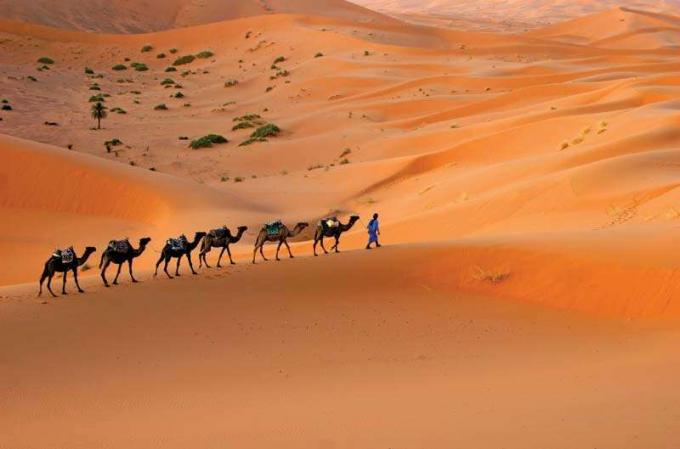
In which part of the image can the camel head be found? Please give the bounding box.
[237,225,248,232]
[139,237,152,246]
[296,222,309,230]
[194,231,207,240]
[349,215,360,222]
[84,246,97,254]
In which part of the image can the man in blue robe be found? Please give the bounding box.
[366,213,381,249]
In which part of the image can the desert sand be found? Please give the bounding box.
[1,0,680,447]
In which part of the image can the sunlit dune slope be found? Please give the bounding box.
[0,0,389,33]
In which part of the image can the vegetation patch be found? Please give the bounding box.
[37,57,54,65]
[239,123,280,146]
[130,62,148,72]
[112,64,127,71]
[105,138,123,147]
[161,78,175,86]
[196,50,214,59]
[89,94,105,102]
[84,67,95,75]
[189,134,228,149]
[154,104,169,111]
[165,67,177,72]
[224,79,239,87]
[173,55,196,66]
[141,45,153,53]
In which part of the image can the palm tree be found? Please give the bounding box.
[91,101,107,130]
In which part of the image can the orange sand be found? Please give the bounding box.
[2,1,680,447]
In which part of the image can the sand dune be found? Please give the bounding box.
[3,3,680,447]
[0,0,389,33]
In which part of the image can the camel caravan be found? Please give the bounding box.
[38,214,376,298]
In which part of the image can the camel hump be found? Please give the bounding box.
[264,220,283,235]
[167,236,188,251]
[321,217,340,229]
[53,247,75,264]
[108,239,131,253]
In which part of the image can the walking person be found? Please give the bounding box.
[366,213,381,249]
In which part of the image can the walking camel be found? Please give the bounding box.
[38,246,97,297]
[199,225,248,268]
[313,215,360,256]
[154,232,206,279]
[252,222,309,263]
[99,237,151,287]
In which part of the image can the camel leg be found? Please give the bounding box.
[319,236,329,255]
[313,237,319,256]
[61,271,68,295]
[163,255,173,279]
[101,259,111,287]
[199,246,209,268]
[154,253,164,276]
[226,244,236,265]
[73,268,84,293]
[260,244,268,262]
[187,253,197,275]
[46,273,57,297]
[216,247,226,268]
[252,247,258,264]
[38,267,49,297]
[276,241,283,261]
[332,236,341,253]
[128,259,138,283]
[112,263,123,285]
[175,255,182,276]
[284,240,294,259]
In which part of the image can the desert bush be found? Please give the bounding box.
[339,148,351,158]
[172,91,185,98]
[169,48,178,54]
[234,176,244,183]
[157,53,166,59]
[473,266,510,284]
[165,67,177,72]
[189,134,228,149]
[112,64,127,71]
[314,52,324,58]
[265,86,274,93]
[339,158,350,165]
[141,44,153,53]
[161,78,175,85]
[233,113,261,122]
[173,55,196,66]
[27,76,37,82]
[89,94,105,102]
[105,138,123,147]
[273,56,286,65]
[178,136,189,140]
[224,79,239,87]
[232,121,254,131]
[196,50,214,59]
[37,57,54,64]
[239,123,280,146]
[2,104,12,111]
[84,67,95,74]
[154,103,168,110]
[131,62,148,72]
[89,85,101,91]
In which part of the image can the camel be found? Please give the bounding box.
[154,232,206,279]
[99,237,151,287]
[252,221,309,263]
[199,225,248,268]
[313,215,360,256]
[38,246,97,297]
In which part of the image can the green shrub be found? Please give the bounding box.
[233,113,261,122]
[172,91,185,98]
[273,56,285,65]
[130,62,148,72]
[161,78,175,85]
[2,104,12,111]
[189,134,228,149]
[84,67,95,74]
[165,67,177,72]
[169,48,178,54]
[196,50,214,59]
[154,104,168,110]
[112,64,127,71]
[110,107,127,114]
[239,123,280,146]
[173,55,195,66]
[37,57,54,64]
[105,138,123,146]
[89,85,101,91]
[157,53,166,59]
[27,76,37,82]
[314,52,324,58]
[234,176,244,183]
[225,79,239,87]
[89,94,105,102]
[141,45,153,53]
[232,121,254,131]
